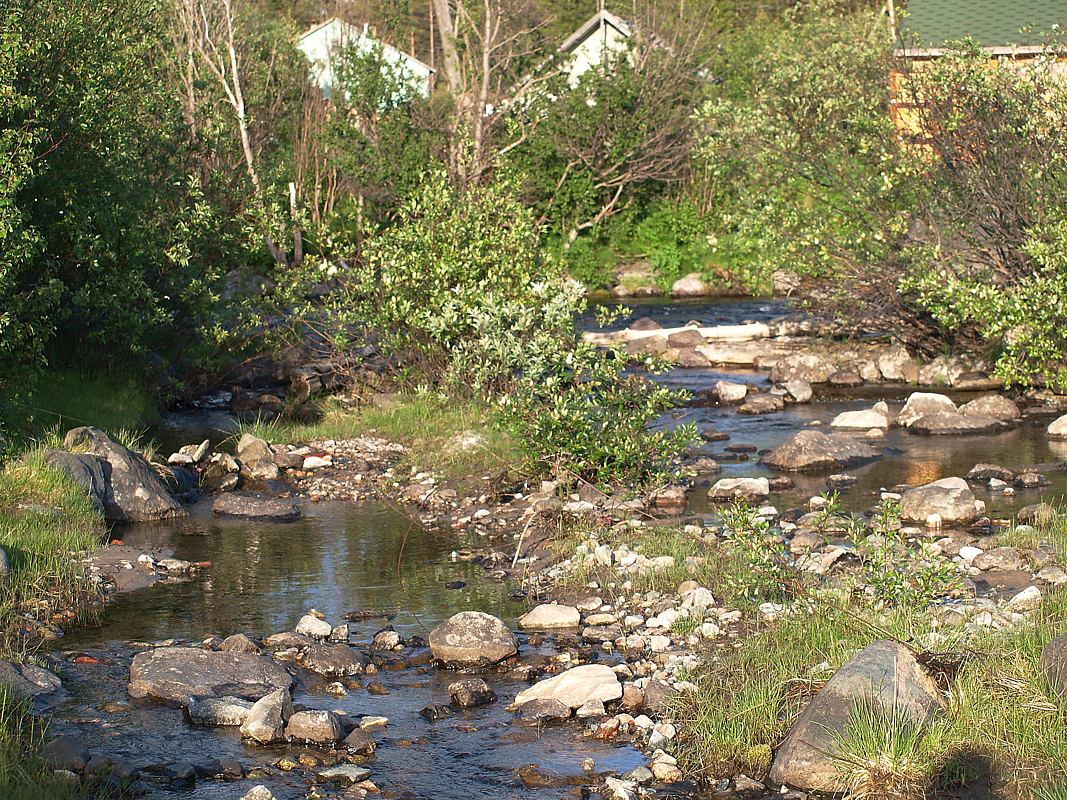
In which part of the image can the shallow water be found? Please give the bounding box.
[50,502,645,800]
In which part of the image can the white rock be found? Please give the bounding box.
[512,664,622,709]
[714,380,749,404]
[1049,414,1067,440]
[708,477,770,501]
[1006,585,1042,613]
[302,455,332,469]
[519,604,580,630]
[959,546,983,562]
[898,392,957,427]
[831,405,889,430]
[295,614,333,639]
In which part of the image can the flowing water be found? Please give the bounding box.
[47,298,1064,799]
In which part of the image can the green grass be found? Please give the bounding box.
[242,394,522,482]
[0,455,105,798]
[673,585,1067,799]
[0,692,80,799]
[0,452,105,657]
[674,595,937,782]
[14,369,158,443]
[830,698,943,800]
[996,509,1066,562]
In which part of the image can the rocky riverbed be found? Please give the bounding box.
[6,299,1067,800]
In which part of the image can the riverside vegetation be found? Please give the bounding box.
[1,0,1067,798]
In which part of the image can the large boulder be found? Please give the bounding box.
[187,696,253,726]
[519,604,580,630]
[670,272,710,297]
[909,412,1005,436]
[760,431,881,473]
[707,477,770,502]
[43,451,108,514]
[428,612,518,667]
[240,688,293,744]
[212,493,300,521]
[236,433,280,482]
[959,395,1020,421]
[285,710,343,744]
[512,664,622,710]
[1040,633,1067,696]
[1048,415,1067,440]
[769,353,836,384]
[899,477,978,526]
[768,640,944,792]
[128,646,293,705]
[53,427,184,521]
[896,393,956,427]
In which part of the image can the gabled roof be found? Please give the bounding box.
[298,17,433,75]
[559,9,633,54]
[898,0,1067,56]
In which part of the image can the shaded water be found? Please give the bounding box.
[578,297,790,332]
[51,502,645,799]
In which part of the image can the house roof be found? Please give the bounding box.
[559,9,632,54]
[298,17,433,74]
[898,0,1067,53]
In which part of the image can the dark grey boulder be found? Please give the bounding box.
[1040,633,1067,696]
[57,427,185,521]
[768,640,944,792]
[449,678,497,708]
[44,451,109,514]
[428,611,518,667]
[212,493,300,521]
[128,646,292,706]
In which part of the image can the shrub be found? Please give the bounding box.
[498,344,696,487]
[858,500,958,610]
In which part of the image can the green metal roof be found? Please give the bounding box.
[900,0,1067,48]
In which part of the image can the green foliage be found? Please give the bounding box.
[499,347,696,486]
[629,197,713,288]
[897,45,1067,388]
[330,170,574,394]
[719,501,795,603]
[858,500,958,610]
[698,0,909,293]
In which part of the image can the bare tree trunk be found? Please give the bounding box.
[431,0,461,93]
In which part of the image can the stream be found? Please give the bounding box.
[44,297,1065,800]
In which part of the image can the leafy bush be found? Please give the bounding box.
[719,501,795,603]
[897,45,1067,388]
[858,500,957,609]
[498,345,696,487]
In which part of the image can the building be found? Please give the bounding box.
[557,9,633,86]
[891,0,1067,136]
[297,18,434,100]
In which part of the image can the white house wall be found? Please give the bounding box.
[298,19,433,100]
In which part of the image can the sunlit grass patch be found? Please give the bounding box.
[241,393,522,483]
